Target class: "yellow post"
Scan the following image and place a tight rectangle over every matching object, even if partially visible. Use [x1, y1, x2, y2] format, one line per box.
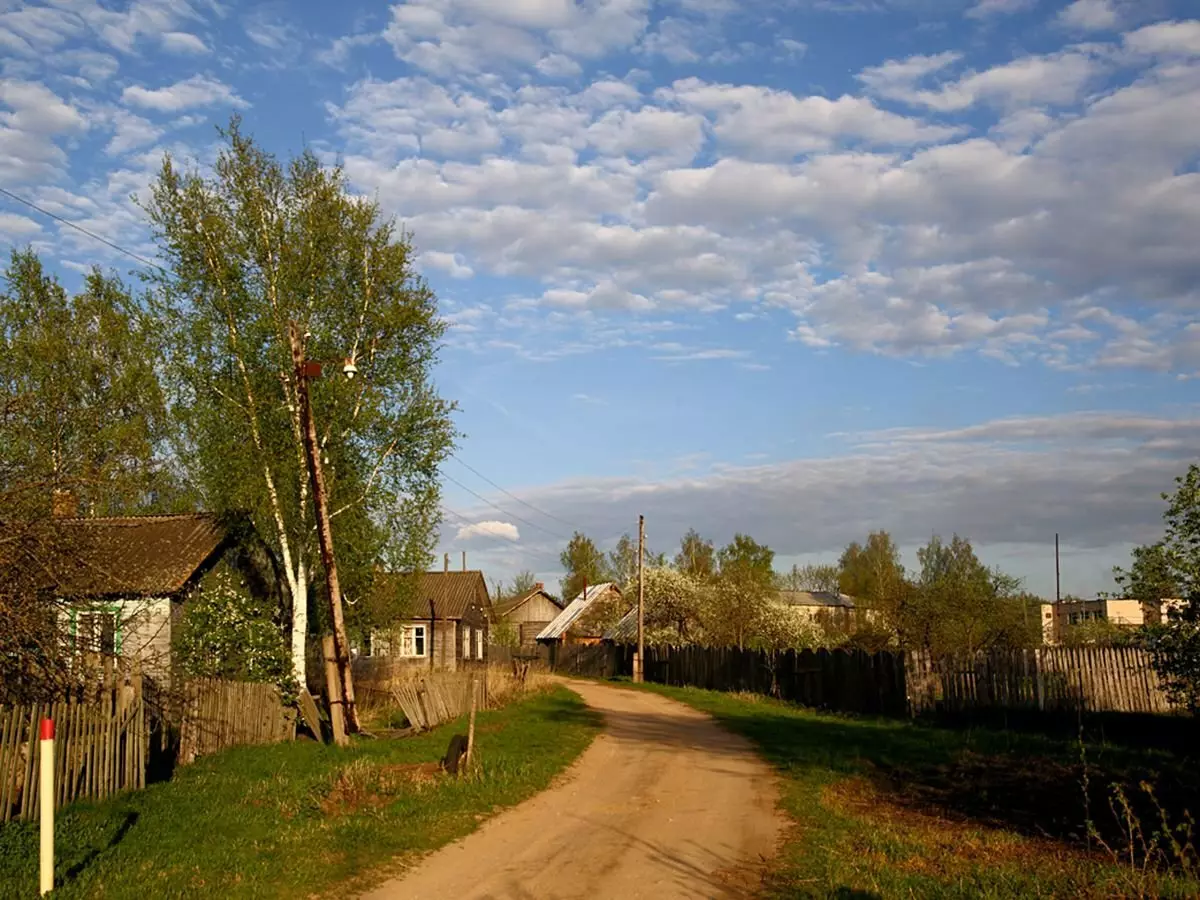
[39, 717, 54, 895]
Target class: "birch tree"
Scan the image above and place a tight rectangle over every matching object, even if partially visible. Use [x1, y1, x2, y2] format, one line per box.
[144, 121, 456, 683]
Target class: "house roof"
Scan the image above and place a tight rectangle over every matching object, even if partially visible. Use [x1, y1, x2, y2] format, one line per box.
[494, 587, 563, 619]
[537, 582, 621, 641]
[776, 590, 857, 609]
[52, 514, 228, 598]
[603, 605, 639, 643]
[380, 570, 492, 620]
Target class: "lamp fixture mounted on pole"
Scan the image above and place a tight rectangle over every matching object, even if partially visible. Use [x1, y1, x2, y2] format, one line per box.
[289, 320, 360, 734]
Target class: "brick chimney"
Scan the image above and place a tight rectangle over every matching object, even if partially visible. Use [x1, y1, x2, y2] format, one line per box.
[51, 489, 77, 518]
[443, 553, 449, 573]
[535, 582, 544, 591]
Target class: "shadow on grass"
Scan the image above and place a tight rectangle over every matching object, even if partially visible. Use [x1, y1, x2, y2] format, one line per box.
[637, 686, 1200, 856]
[63, 810, 140, 883]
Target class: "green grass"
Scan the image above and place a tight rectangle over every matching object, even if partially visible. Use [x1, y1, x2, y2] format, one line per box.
[0, 686, 601, 899]
[618, 682, 1200, 899]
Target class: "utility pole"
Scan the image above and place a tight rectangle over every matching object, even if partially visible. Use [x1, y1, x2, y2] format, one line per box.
[635, 514, 645, 684]
[289, 321, 360, 733]
[1055, 533, 1061, 604]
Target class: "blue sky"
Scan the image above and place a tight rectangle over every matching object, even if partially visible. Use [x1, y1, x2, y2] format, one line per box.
[2, 0, 1198, 598]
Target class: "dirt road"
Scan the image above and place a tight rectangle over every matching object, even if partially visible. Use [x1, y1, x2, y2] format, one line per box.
[361, 680, 785, 900]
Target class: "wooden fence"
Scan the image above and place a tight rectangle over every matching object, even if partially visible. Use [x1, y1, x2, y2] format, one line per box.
[907, 647, 1174, 715]
[391, 672, 489, 731]
[612, 644, 909, 716]
[0, 691, 147, 823]
[178, 680, 295, 766]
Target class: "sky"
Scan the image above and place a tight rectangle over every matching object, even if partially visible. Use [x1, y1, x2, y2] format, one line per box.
[1, 0, 1198, 600]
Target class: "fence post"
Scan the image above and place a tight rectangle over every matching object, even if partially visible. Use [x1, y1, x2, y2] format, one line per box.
[39, 718, 54, 895]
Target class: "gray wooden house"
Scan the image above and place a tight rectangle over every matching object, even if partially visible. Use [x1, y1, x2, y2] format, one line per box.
[365, 570, 493, 672]
[493, 582, 564, 651]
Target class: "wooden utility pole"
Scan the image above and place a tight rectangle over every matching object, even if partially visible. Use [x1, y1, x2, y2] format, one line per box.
[321, 634, 348, 746]
[1055, 533, 1061, 604]
[635, 515, 645, 684]
[289, 321, 360, 733]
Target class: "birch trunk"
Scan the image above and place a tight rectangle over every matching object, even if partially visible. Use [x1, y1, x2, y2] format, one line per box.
[290, 561, 307, 686]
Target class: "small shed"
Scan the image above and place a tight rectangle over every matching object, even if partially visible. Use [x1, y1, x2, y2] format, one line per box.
[493, 582, 564, 650]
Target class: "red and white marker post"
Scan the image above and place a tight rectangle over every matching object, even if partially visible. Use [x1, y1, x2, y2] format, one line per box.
[39, 718, 54, 895]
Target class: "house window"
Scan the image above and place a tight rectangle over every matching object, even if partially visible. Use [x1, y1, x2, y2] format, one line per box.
[475, 628, 484, 661]
[463, 627, 472, 660]
[399, 625, 427, 658]
[75, 610, 119, 655]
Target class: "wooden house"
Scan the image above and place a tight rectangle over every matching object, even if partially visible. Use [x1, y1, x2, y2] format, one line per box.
[492, 582, 564, 651]
[47, 513, 280, 684]
[364, 570, 493, 672]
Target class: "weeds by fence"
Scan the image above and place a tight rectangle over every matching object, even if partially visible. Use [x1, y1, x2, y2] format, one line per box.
[0, 689, 147, 823]
[178, 680, 295, 765]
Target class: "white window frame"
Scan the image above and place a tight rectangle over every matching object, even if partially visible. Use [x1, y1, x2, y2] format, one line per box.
[400, 624, 427, 658]
[474, 628, 484, 661]
[463, 626, 472, 660]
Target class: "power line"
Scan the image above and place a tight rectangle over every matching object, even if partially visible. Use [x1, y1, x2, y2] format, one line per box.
[0, 186, 165, 272]
[449, 453, 584, 532]
[441, 470, 566, 541]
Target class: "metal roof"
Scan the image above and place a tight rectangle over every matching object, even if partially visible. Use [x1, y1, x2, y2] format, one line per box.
[776, 590, 857, 609]
[536, 582, 621, 641]
[603, 605, 639, 643]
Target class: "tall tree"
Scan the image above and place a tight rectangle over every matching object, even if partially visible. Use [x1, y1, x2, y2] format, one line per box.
[675, 528, 716, 581]
[608, 533, 639, 592]
[708, 534, 776, 650]
[1114, 542, 1181, 606]
[559, 531, 611, 602]
[911, 534, 1031, 654]
[838, 531, 906, 606]
[144, 120, 456, 683]
[0, 249, 175, 515]
[778, 563, 841, 593]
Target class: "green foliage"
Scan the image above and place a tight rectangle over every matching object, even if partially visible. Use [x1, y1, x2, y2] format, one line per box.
[174, 566, 292, 688]
[1119, 464, 1200, 711]
[0, 249, 178, 514]
[907, 534, 1035, 654]
[558, 531, 612, 602]
[674, 528, 716, 581]
[638, 566, 708, 644]
[143, 120, 456, 657]
[703, 534, 777, 650]
[1060, 619, 1145, 648]
[490, 620, 520, 652]
[607, 533, 639, 592]
[838, 531, 907, 618]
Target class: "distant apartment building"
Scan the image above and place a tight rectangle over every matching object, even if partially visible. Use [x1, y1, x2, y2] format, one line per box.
[1040, 597, 1182, 644]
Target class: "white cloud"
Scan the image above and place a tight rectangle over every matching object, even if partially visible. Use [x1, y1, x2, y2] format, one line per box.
[858, 48, 1103, 111]
[967, 0, 1036, 20]
[104, 110, 163, 155]
[666, 78, 962, 157]
[1125, 20, 1200, 57]
[160, 30, 208, 54]
[0, 79, 87, 133]
[382, 0, 650, 77]
[122, 74, 247, 112]
[455, 520, 521, 542]
[420, 250, 474, 278]
[1058, 0, 1120, 31]
[0, 211, 42, 239]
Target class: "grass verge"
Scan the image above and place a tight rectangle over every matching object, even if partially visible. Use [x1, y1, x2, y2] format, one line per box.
[0, 685, 600, 899]
[619, 682, 1200, 899]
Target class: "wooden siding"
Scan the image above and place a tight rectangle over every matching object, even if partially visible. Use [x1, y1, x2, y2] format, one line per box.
[500, 594, 562, 625]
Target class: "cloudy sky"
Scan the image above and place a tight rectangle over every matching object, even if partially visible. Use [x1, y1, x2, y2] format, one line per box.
[2, 0, 1198, 598]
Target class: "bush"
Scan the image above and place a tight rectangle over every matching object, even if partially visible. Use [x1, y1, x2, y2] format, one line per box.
[174, 566, 293, 690]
